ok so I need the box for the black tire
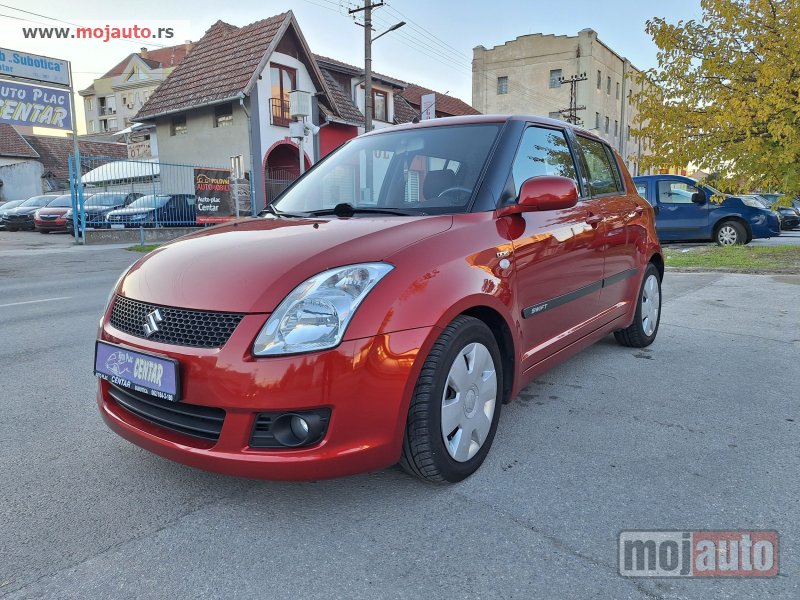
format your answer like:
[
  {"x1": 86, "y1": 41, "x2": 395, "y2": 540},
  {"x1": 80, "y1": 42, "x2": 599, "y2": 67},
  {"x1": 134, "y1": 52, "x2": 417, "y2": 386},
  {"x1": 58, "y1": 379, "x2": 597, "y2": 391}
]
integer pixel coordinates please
[
  {"x1": 614, "y1": 263, "x2": 662, "y2": 348},
  {"x1": 400, "y1": 315, "x2": 503, "y2": 483},
  {"x1": 715, "y1": 220, "x2": 746, "y2": 246}
]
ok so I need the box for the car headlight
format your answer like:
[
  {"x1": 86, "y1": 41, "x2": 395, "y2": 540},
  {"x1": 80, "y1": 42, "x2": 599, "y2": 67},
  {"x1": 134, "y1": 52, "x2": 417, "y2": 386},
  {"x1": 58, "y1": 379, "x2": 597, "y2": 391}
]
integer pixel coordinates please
[
  {"x1": 64, "y1": 209, "x2": 73, "y2": 219},
  {"x1": 253, "y1": 263, "x2": 394, "y2": 356},
  {"x1": 741, "y1": 197, "x2": 764, "y2": 208},
  {"x1": 33, "y1": 210, "x2": 41, "y2": 219},
  {"x1": 104, "y1": 265, "x2": 134, "y2": 314}
]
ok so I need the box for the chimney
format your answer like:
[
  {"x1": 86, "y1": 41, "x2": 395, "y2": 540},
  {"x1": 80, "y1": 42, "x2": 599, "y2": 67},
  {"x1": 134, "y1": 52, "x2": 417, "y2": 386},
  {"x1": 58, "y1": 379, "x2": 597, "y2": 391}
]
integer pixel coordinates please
[
  {"x1": 140, "y1": 47, "x2": 148, "y2": 58},
  {"x1": 185, "y1": 40, "x2": 193, "y2": 54}
]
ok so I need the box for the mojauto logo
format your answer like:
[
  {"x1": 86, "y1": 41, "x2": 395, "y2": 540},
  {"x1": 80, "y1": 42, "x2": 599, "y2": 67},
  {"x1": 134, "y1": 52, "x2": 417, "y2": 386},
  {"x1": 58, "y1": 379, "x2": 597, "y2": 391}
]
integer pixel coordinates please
[{"x1": 619, "y1": 530, "x2": 778, "y2": 577}]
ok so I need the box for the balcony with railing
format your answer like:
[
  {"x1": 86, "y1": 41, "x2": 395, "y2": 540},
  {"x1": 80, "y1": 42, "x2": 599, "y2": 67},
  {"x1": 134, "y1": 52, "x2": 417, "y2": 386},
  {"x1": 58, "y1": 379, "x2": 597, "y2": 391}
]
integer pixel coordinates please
[{"x1": 270, "y1": 98, "x2": 291, "y2": 127}]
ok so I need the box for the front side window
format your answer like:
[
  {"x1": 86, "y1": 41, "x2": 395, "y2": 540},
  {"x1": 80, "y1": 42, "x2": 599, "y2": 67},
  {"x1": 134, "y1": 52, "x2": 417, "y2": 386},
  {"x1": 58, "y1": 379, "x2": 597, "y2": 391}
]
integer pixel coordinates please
[
  {"x1": 511, "y1": 126, "x2": 580, "y2": 197},
  {"x1": 576, "y1": 136, "x2": 623, "y2": 196},
  {"x1": 549, "y1": 69, "x2": 562, "y2": 88},
  {"x1": 497, "y1": 76, "x2": 508, "y2": 95},
  {"x1": 272, "y1": 124, "x2": 501, "y2": 215},
  {"x1": 658, "y1": 181, "x2": 699, "y2": 204}
]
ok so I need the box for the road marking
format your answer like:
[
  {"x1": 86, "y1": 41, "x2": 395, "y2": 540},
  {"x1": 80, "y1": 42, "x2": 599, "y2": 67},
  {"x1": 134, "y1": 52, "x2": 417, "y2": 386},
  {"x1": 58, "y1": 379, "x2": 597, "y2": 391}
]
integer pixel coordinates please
[{"x1": 0, "y1": 296, "x2": 72, "y2": 308}]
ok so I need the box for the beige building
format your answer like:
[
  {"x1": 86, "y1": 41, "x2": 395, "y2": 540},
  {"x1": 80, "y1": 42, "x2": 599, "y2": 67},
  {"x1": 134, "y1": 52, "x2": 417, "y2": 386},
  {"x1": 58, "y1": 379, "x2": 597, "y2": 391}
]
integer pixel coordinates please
[
  {"x1": 79, "y1": 43, "x2": 192, "y2": 136},
  {"x1": 473, "y1": 28, "x2": 650, "y2": 175}
]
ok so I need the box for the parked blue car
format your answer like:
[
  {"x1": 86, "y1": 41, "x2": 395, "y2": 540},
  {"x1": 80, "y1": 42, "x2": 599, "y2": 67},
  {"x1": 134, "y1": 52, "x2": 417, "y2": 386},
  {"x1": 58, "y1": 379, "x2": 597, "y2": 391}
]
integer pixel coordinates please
[{"x1": 633, "y1": 175, "x2": 781, "y2": 245}]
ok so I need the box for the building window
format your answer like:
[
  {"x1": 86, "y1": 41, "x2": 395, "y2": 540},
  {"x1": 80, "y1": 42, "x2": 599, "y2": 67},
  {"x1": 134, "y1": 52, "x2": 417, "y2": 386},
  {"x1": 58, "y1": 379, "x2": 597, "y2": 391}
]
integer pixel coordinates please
[
  {"x1": 497, "y1": 76, "x2": 508, "y2": 94},
  {"x1": 549, "y1": 69, "x2": 562, "y2": 88},
  {"x1": 270, "y1": 63, "x2": 297, "y2": 127},
  {"x1": 597, "y1": 70, "x2": 601, "y2": 89},
  {"x1": 549, "y1": 111, "x2": 561, "y2": 120},
  {"x1": 99, "y1": 95, "x2": 116, "y2": 116},
  {"x1": 126, "y1": 65, "x2": 148, "y2": 81},
  {"x1": 605, "y1": 116, "x2": 610, "y2": 133},
  {"x1": 170, "y1": 115, "x2": 187, "y2": 136},
  {"x1": 107, "y1": 118, "x2": 117, "y2": 131},
  {"x1": 85, "y1": 98, "x2": 94, "y2": 111},
  {"x1": 616, "y1": 82, "x2": 620, "y2": 99},
  {"x1": 214, "y1": 103, "x2": 233, "y2": 128},
  {"x1": 614, "y1": 120, "x2": 618, "y2": 136},
  {"x1": 606, "y1": 76, "x2": 611, "y2": 95},
  {"x1": 88, "y1": 120, "x2": 95, "y2": 133},
  {"x1": 595, "y1": 112, "x2": 600, "y2": 129},
  {"x1": 373, "y1": 90, "x2": 387, "y2": 122},
  {"x1": 627, "y1": 125, "x2": 631, "y2": 140}
]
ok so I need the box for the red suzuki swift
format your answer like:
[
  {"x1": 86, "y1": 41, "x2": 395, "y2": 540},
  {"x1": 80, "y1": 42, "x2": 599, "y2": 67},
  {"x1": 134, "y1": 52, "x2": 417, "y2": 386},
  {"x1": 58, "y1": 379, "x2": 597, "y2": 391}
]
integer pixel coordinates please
[{"x1": 96, "y1": 115, "x2": 662, "y2": 482}]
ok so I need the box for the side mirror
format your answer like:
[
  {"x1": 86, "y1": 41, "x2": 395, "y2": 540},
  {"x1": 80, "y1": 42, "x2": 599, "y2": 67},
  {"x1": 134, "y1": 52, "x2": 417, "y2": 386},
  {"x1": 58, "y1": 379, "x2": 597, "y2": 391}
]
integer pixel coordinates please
[
  {"x1": 497, "y1": 176, "x2": 579, "y2": 217},
  {"x1": 691, "y1": 191, "x2": 706, "y2": 205}
]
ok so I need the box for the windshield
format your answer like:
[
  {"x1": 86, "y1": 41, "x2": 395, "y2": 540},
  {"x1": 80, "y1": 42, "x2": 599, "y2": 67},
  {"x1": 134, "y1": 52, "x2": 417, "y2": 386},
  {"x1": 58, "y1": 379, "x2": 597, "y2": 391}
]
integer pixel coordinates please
[
  {"x1": 21, "y1": 195, "x2": 56, "y2": 207},
  {"x1": 272, "y1": 124, "x2": 502, "y2": 215},
  {"x1": 87, "y1": 193, "x2": 128, "y2": 206},
  {"x1": 127, "y1": 195, "x2": 170, "y2": 209},
  {"x1": 47, "y1": 195, "x2": 73, "y2": 208}
]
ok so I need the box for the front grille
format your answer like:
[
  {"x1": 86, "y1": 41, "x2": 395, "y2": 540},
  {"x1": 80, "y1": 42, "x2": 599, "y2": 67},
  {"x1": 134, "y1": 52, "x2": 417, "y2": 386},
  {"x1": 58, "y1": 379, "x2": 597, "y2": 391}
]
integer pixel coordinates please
[
  {"x1": 108, "y1": 384, "x2": 225, "y2": 441},
  {"x1": 110, "y1": 295, "x2": 244, "y2": 348}
]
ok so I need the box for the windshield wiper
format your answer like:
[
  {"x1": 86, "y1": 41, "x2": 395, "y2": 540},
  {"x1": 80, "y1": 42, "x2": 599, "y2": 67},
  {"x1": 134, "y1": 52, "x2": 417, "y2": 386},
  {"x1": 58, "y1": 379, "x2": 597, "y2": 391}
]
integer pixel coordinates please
[
  {"x1": 262, "y1": 204, "x2": 308, "y2": 218},
  {"x1": 307, "y1": 203, "x2": 421, "y2": 217}
]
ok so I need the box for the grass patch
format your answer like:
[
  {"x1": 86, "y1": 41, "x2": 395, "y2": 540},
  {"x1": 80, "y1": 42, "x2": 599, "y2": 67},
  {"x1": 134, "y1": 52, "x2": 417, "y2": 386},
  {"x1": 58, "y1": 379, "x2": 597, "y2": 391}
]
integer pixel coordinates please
[
  {"x1": 126, "y1": 244, "x2": 160, "y2": 253},
  {"x1": 665, "y1": 245, "x2": 800, "y2": 272}
]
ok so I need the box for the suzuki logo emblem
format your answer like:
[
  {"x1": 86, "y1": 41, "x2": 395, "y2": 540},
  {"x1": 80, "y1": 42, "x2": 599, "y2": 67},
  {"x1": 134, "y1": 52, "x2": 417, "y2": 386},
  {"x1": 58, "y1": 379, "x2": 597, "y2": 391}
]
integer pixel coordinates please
[{"x1": 143, "y1": 308, "x2": 164, "y2": 337}]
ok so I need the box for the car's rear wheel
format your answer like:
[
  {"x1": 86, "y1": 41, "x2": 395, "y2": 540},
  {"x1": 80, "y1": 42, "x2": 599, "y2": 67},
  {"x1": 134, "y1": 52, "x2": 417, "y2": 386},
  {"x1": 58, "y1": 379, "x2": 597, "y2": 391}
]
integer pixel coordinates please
[
  {"x1": 400, "y1": 315, "x2": 502, "y2": 483},
  {"x1": 715, "y1": 220, "x2": 746, "y2": 246},
  {"x1": 614, "y1": 263, "x2": 661, "y2": 348}
]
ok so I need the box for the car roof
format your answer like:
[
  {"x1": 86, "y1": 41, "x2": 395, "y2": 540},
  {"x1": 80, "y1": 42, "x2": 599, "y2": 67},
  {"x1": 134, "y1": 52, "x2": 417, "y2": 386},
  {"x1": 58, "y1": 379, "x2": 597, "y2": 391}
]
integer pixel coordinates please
[{"x1": 361, "y1": 114, "x2": 607, "y2": 144}]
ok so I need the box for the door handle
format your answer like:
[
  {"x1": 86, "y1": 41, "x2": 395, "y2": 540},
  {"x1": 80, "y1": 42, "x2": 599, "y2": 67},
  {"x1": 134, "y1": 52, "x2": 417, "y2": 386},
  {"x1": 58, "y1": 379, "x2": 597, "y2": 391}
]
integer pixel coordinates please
[{"x1": 585, "y1": 213, "x2": 603, "y2": 227}]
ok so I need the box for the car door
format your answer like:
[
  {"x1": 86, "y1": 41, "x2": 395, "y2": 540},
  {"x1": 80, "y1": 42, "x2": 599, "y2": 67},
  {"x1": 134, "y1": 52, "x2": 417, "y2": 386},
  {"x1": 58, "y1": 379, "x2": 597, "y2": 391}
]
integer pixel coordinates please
[
  {"x1": 573, "y1": 136, "x2": 641, "y2": 311},
  {"x1": 508, "y1": 125, "x2": 606, "y2": 368},
  {"x1": 654, "y1": 178, "x2": 708, "y2": 240}
]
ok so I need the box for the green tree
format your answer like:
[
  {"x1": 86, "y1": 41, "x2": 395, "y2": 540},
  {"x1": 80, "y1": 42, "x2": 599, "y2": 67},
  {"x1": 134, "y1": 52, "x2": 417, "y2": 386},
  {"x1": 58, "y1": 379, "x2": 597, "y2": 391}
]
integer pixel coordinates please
[{"x1": 634, "y1": 0, "x2": 800, "y2": 195}]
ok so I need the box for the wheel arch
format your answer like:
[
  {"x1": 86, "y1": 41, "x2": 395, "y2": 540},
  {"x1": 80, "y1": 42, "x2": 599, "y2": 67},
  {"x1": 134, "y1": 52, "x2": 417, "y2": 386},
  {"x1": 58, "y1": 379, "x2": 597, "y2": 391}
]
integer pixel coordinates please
[
  {"x1": 648, "y1": 251, "x2": 664, "y2": 281},
  {"x1": 459, "y1": 305, "x2": 516, "y2": 405}
]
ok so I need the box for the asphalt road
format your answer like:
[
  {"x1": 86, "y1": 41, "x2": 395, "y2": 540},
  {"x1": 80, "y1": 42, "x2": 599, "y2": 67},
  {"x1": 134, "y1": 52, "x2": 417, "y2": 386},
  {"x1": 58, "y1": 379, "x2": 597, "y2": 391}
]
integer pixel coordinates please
[{"x1": 1, "y1": 231, "x2": 798, "y2": 599}]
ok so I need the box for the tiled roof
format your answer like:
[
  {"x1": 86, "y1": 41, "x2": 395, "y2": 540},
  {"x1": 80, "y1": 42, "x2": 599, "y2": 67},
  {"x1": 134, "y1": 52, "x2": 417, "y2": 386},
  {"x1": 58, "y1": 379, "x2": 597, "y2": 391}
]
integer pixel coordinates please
[
  {"x1": 314, "y1": 54, "x2": 407, "y2": 87},
  {"x1": 99, "y1": 43, "x2": 193, "y2": 80},
  {"x1": 0, "y1": 124, "x2": 39, "y2": 158},
  {"x1": 399, "y1": 84, "x2": 480, "y2": 117},
  {"x1": 22, "y1": 135, "x2": 128, "y2": 181},
  {"x1": 393, "y1": 95, "x2": 419, "y2": 124},
  {"x1": 319, "y1": 68, "x2": 364, "y2": 125},
  {"x1": 136, "y1": 14, "x2": 289, "y2": 120}
]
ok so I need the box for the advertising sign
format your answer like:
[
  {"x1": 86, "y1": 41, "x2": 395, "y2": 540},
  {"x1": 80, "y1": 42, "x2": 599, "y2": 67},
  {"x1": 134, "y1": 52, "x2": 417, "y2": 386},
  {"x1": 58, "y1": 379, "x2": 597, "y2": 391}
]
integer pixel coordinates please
[
  {"x1": 194, "y1": 167, "x2": 235, "y2": 224},
  {"x1": 420, "y1": 93, "x2": 436, "y2": 120},
  {"x1": 0, "y1": 79, "x2": 73, "y2": 130},
  {"x1": 0, "y1": 47, "x2": 70, "y2": 86}
]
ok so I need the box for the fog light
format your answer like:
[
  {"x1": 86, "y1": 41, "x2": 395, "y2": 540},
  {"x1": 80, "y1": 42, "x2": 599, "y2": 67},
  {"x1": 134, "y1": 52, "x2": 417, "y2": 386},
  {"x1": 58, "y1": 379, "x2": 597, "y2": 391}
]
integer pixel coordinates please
[{"x1": 291, "y1": 415, "x2": 309, "y2": 439}]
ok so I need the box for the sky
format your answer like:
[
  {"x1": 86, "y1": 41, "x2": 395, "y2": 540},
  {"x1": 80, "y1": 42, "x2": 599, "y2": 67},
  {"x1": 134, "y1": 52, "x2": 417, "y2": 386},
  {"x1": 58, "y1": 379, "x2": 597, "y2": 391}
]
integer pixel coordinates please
[{"x1": 0, "y1": 0, "x2": 704, "y2": 134}]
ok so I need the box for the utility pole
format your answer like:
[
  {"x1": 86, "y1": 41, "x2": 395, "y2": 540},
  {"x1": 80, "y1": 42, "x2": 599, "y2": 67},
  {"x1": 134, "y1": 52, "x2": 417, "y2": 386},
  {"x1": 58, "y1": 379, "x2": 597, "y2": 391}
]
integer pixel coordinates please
[
  {"x1": 349, "y1": 0, "x2": 385, "y2": 132},
  {"x1": 558, "y1": 72, "x2": 587, "y2": 125}
]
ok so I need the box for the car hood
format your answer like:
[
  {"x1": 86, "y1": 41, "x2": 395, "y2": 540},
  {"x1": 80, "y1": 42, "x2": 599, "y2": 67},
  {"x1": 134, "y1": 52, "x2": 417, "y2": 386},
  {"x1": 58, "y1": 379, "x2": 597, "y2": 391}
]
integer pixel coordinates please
[
  {"x1": 5, "y1": 206, "x2": 41, "y2": 216},
  {"x1": 120, "y1": 215, "x2": 453, "y2": 313},
  {"x1": 108, "y1": 207, "x2": 157, "y2": 216}
]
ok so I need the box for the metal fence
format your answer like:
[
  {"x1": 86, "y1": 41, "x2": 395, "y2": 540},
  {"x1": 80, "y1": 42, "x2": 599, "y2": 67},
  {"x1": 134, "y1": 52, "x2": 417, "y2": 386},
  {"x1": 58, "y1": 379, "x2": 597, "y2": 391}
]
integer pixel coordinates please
[
  {"x1": 68, "y1": 154, "x2": 254, "y2": 239},
  {"x1": 265, "y1": 167, "x2": 300, "y2": 204}
]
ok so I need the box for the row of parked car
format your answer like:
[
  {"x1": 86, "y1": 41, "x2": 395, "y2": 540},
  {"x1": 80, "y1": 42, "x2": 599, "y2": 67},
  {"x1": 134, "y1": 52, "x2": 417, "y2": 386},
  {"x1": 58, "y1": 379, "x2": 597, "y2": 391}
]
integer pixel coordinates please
[{"x1": 0, "y1": 192, "x2": 199, "y2": 234}]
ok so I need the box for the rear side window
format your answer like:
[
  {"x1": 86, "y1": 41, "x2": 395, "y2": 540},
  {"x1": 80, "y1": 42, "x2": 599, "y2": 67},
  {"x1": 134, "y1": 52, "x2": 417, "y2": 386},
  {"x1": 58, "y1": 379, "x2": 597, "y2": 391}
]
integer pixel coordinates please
[
  {"x1": 576, "y1": 136, "x2": 623, "y2": 196},
  {"x1": 635, "y1": 183, "x2": 653, "y2": 204},
  {"x1": 511, "y1": 126, "x2": 580, "y2": 197}
]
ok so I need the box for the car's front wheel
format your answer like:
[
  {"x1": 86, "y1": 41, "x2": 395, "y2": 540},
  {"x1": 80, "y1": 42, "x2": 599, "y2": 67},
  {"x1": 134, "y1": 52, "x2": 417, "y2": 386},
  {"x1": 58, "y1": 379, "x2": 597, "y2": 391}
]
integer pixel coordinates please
[
  {"x1": 715, "y1": 220, "x2": 746, "y2": 245},
  {"x1": 614, "y1": 263, "x2": 662, "y2": 348},
  {"x1": 400, "y1": 316, "x2": 502, "y2": 483}
]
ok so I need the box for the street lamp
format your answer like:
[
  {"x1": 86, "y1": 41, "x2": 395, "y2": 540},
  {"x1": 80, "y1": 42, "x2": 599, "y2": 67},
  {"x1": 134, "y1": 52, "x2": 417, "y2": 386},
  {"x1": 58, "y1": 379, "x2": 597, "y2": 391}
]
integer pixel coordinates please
[{"x1": 373, "y1": 21, "x2": 405, "y2": 42}]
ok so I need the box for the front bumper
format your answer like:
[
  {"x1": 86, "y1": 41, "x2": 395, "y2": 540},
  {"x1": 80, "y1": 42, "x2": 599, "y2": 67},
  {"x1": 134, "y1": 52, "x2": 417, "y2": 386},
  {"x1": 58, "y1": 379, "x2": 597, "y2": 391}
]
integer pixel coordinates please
[
  {"x1": 35, "y1": 218, "x2": 67, "y2": 231},
  {"x1": 2, "y1": 217, "x2": 34, "y2": 229},
  {"x1": 97, "y1": 315, "x2": 435, "y2": 480}
]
